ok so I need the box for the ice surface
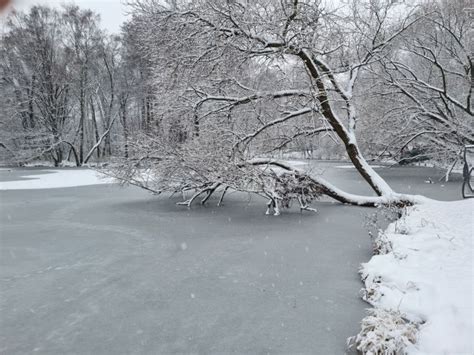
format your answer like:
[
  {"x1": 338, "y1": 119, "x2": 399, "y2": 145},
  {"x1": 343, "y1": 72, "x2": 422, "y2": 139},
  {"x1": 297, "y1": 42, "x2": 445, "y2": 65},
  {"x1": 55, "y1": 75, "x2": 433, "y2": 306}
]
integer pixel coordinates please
[
  {"x1": 0, "y1": 168, "x2": 374, "y2": 354},
  {"x1": 0, "y1": 164, "x2": 464, "y2": 354},
  {"x1": 335, "y1": 165, "x2": 385, "y2": 169}
]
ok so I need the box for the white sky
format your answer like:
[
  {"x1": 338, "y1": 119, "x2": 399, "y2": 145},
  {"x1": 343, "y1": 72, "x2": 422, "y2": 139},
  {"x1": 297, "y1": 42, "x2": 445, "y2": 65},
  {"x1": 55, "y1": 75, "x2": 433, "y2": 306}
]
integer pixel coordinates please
[{"x1": 4, "y1": 0, "x2": 128, "y2": 33}]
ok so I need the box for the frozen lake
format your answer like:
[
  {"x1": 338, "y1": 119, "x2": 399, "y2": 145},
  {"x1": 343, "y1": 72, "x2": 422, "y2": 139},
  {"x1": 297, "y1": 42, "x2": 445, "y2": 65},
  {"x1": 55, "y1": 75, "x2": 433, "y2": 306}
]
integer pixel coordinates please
[{"x1": 0, "y1": 163, "x2": 462, "y2": 354}]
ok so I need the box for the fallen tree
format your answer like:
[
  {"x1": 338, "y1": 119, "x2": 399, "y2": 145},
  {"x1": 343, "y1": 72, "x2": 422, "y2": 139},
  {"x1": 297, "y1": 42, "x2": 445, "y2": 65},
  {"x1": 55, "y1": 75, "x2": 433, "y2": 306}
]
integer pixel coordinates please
[
  {"x1": 107, "y1": 132, "x2": 415, "y2": 214},
  {"x1": 107, "y1": 0, "x2": 421, "y2": 213}
]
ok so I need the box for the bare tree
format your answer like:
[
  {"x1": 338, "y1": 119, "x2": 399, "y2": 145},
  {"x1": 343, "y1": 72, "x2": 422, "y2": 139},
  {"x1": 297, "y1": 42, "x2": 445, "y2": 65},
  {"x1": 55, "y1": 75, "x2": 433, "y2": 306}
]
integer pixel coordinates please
[
  {"x1": 1, "y1": 6, "x2": 75, "y2": 166},
  {"x1": 0, "y1": 5, "x2": 124, "y2": 166},
  {"x1": 372, "y1": 0, "x2": 473, "y2": 176}
]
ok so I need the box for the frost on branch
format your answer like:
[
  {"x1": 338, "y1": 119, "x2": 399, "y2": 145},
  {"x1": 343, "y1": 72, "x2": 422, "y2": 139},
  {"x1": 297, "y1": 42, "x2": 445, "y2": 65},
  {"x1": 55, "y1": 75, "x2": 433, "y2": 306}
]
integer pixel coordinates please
[{"x1": 348, "y1": 308, "x2": 418, "y2": 355}]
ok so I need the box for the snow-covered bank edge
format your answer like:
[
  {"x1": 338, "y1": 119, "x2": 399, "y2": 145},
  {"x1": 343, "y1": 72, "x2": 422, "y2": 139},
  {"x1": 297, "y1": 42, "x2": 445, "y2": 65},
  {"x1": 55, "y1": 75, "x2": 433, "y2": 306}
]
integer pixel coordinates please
[
  {"x1": 0, "y1": 169, "x2": 115, "y2": 190},
  {"x1": 350, "y1": 198, "x2": 473, "y2": 354}
]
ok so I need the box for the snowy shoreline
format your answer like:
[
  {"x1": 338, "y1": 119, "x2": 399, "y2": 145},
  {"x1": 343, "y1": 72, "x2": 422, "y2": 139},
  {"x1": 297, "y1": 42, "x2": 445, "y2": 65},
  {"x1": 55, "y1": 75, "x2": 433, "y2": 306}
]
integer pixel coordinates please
[
  {"x1": 0, "y1": 169, "x2": 114, "y2": 190},
  {"x1": 352, "y1": 198, "x2": 473, "y2": 354}
]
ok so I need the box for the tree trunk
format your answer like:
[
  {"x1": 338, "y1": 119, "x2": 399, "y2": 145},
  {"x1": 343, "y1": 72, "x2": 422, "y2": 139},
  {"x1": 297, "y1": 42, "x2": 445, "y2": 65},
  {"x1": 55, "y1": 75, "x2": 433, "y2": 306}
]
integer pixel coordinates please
[
  {"x1": 141, "y1": 97, "x2": 147, "y2": 131},
  {"x1": 90, "y1": 97, "x2": 101, "y2": 159},
  {"x1": 27, "y1": 76, "x2": 35, "y2": 129},
  {"x1": 146, "y1": 95, "x2": 152, "y2": 131},
  {"x1": 79, "y1": 76, "x2": 85, "y2": 164},
  {"x1": 62, "y1": 141, "x2": 80, "y2": 167},
  {"x1": 120, "y1": 96, "x2": 129, "y2": 158},
  {"x1": 52, "y1": 134, "x2": 63, "y2": 166},
  {"x1": 298, "y1": 50, "x2": 394, "y2": 197}
]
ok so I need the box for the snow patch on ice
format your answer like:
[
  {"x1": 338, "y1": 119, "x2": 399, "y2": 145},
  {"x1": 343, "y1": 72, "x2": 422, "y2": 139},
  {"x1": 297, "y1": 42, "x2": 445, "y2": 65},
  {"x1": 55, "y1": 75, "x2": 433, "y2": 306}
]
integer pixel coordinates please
[
  {"x1": 354, "y1": 199, "x2": 474, "y2": 354},
  {"x1": 0, "y1": 169, "x2": 115, "y2": 190}
]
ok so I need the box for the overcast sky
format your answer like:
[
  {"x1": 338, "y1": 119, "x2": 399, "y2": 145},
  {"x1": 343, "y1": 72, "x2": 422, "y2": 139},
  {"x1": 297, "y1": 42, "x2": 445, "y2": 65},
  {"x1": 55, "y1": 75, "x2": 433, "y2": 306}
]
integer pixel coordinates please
[{"x1": 5, "y1": 0, "x2": 128, "y2": 33}]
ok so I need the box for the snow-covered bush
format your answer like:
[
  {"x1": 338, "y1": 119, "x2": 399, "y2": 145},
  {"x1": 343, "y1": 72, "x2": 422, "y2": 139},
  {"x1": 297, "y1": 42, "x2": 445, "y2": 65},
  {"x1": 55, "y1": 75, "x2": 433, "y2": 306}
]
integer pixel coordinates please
[
  {"x1": 371, "y1": 231, "x2": 393, "y2": 255},
  {"x1": 348, "y1": 308, "x2": 417, "y2": 355},
  {"x1": 364, "y1": 206, "x2": 403, "y2": 254}
]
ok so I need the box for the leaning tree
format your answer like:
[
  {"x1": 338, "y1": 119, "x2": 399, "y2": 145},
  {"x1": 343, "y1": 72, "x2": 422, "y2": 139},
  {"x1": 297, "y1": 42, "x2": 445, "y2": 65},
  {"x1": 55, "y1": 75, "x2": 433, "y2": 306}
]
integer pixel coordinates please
[{"x1": 109, "y1": 0, "x2": 421, "y2": 214}]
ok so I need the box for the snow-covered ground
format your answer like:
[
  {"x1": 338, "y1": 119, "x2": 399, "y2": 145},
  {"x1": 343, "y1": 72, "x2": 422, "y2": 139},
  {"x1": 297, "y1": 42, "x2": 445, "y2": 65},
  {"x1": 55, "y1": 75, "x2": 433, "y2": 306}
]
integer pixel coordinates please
[
  {"x1": 354, "y1": 198, "x2": 473, "y2": 354},
  {"x1": 0, "y1": 169, "x2": 114, "y2": 190}
]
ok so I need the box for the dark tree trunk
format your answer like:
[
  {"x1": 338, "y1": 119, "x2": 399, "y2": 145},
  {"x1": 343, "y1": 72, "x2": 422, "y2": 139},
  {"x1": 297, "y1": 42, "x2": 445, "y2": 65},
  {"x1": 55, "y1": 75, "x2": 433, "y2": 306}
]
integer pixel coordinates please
[
  {"x1": 120, "y1": 96, "x2": 129, "y2": 158},
  {"x1": 79, "y1": 80, "x2": 85, "y2": 164},
  {"x1": 90, "y1": 97, "x2": 101, "y2": 159}
]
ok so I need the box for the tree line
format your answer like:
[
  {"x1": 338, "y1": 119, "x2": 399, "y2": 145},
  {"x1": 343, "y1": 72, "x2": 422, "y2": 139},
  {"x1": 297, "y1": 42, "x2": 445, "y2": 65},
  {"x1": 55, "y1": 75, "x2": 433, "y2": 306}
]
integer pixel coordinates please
[{"x1": 0, "y1": 5, "x2": 157, "y2": 166}]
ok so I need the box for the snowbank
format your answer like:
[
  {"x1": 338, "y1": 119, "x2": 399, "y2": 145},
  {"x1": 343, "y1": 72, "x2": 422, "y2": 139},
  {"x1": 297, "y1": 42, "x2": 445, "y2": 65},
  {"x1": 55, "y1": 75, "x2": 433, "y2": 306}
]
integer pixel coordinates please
[
  {"x1": 354, "y1": 199, "x2": 473, "y2": 354},
  {"x1": 0, "y1": 169, "x2": 114, "y2": 190}
]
